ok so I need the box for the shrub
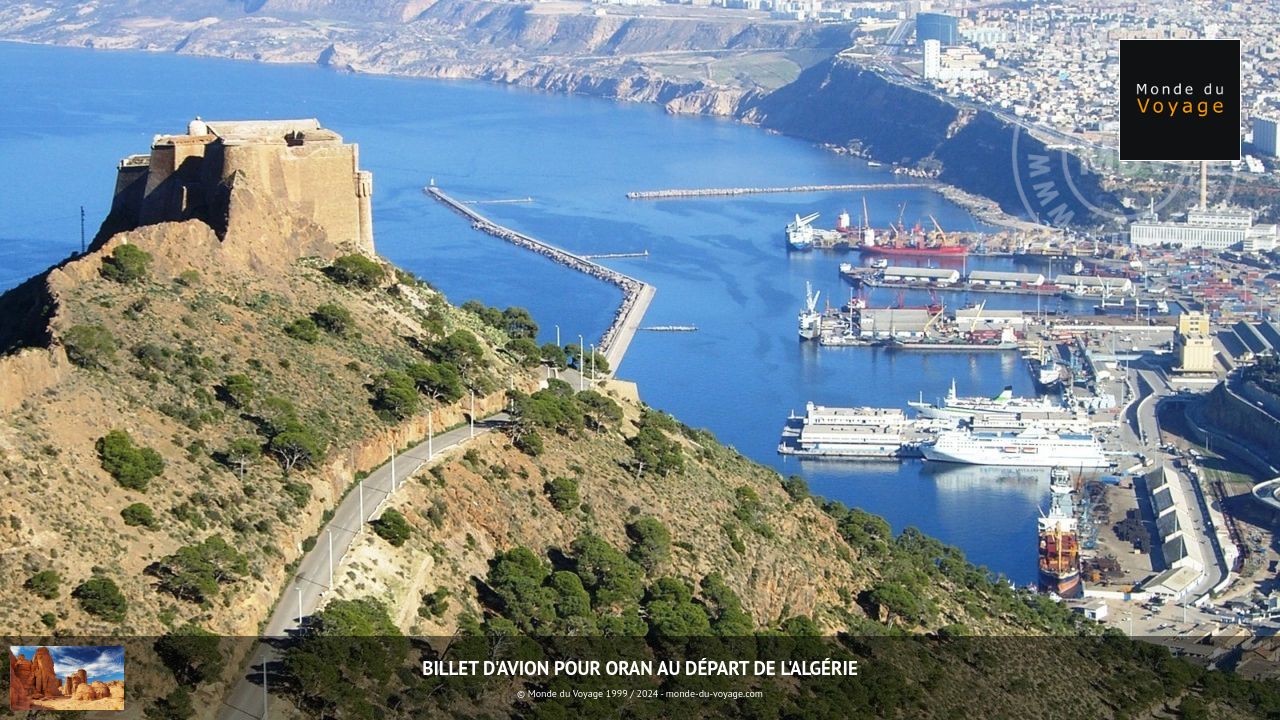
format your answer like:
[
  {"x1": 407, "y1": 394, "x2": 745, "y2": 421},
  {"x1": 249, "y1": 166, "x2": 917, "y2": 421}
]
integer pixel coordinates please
[
  {"x1": 151, "y1": 536, "x2": 248, "y2": 604},
  {"x1": 63, "y1": 324, "x2": 118, "y2": 369},
  {"x1": 312, "y1": 303, "x2": 353, "y2": 335},
  {"x1": 406, "y1": 362, "x2": 464, "y2": 403},
  {"x1": 782, "y1": 474, "x2": 810, "y2": 502},
  {"x1": 325, "y1": 254, "x2": 384, "y2": 289},
  {"x1": 218, "y1": 373, "x2": 256, "y2": 409},
  {"x1": 626, "y1": 517, "x2": 671, "y2": 573},
  {"x1": 544, "y1": 476, "x2": 579, "y2": 512},
  {"x1": 100, "y1": 243, "x2": 152, "y2": 283},
  {"x1": 97, "y1": 429, "x2": 165, "y2": 491},
  {"x1": 269, "y1": 425, "x2": 325, "y2": 476},
  {"x1": 121, "y1": 502, "x2": 159, "y2": 529},
  {"x1": 24, "y1": 570, "x2": 61, "y2": 600},
  {"x1": 283, "y1": 317, "x2": 320, "y2": 343},
  {"x1": 372, "y1": 509, "x2": 412, "y2": 547},
  {"x1": 514, "y1": 430, "x2": 544, "y2": 457},
  {"x1": 283, "y1": 481, "x2": 312, "y2": 509},
  {"x1": 370, "y1": 371, "x2": 419, "y2": 421},
  {"x1": 154, "y1": 623, "x2": 223, "y2": 686},
  {"x1": 418, "y1": 587, "x2": 450, "y2": 619},
  {"x1": 73, "y1": 575, "x2": 128, "y2": 622}
]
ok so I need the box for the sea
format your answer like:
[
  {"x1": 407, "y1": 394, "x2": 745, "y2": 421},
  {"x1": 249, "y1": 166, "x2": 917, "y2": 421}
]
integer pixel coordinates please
[{"x1": 0, "y1": 42, "x2": 1104, "y2": 584}]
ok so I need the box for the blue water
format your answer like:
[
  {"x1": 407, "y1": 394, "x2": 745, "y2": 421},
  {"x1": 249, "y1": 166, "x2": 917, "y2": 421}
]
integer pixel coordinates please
[{"x1": 0, "y1": 43, "x2": 1092, "y2": 583}]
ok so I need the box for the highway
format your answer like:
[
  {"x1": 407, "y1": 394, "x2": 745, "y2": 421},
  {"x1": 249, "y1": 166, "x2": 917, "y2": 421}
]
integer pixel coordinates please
[{"x1": 217, "y1": 413, "x2": 509, "y2": 720}]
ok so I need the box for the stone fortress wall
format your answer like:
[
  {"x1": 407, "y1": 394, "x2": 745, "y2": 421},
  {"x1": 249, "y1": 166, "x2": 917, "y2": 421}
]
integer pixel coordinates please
[{"x1": 109, "y1": 118, "x2": 374, "y2": 254}]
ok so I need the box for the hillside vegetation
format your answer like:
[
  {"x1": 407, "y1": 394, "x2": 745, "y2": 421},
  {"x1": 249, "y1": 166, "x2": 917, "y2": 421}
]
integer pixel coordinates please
[{"x1": 0, "y1": 217, "x2": 541, "y2": 636}]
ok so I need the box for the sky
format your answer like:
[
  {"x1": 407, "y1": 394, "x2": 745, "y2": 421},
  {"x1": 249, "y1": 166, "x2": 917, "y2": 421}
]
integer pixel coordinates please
[{"x1": 10, "y1": 645, "x2": 125, "y2": 683}]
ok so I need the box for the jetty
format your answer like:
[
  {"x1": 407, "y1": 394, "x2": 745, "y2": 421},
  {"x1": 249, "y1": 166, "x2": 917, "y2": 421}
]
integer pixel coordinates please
[
  {"x1": 625, "y1": 183, "x2": 930, "y2": 200},
  {"x1": 425, "y1": 186, "x2": 654, "y2": 374},
  {"x1": 581, "y1": 250, "x2": 649, "y2": 259}
]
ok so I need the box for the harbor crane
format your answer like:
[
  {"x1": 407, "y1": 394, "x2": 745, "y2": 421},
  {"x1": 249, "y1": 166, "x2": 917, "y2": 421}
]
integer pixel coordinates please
[{"x1": 929, "y1": 214, "x2": 955, "y2": 247}]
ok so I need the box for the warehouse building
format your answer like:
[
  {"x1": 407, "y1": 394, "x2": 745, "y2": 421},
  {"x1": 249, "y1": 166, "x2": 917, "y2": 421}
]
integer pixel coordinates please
[
  {"x1": 967, "y1": 270, "x2": 1045, "y2": 287},
  {"x1": 882, "y1": 267, "x2": 960, "y2": 285}
]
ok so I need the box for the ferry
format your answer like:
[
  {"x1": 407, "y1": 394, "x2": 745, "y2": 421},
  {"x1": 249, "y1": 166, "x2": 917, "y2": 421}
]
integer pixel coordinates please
[
  {"x1": 908, "y1": 380, "x2": 1065, "y2": 421},
  {"x1": 779, "y1": 402, "x2": 908, "y2": 458},
  {"x1": 921, "y1": 427, "x2": 1108, "y2": 468}
]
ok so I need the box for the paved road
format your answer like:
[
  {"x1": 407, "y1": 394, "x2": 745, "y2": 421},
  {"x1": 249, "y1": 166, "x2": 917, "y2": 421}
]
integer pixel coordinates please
[{"x1": 217, "y1": 413, "x2": 509, "y2": 720}]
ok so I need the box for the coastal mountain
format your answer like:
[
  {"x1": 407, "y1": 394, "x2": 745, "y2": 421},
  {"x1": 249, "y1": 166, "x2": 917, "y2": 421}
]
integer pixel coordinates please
[{"x1": 739, "y1": 56, "x2": 1123, "y2": 223}]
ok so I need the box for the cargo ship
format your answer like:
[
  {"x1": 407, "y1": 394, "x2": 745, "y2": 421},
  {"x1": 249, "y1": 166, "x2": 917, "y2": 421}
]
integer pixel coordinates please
[
  {"x1": 798, "y1": 282, "x2": 821, "y2": 340},
  {"x1": 837, "y1": 204, "x2": 969, "y2": 257},
  {"x1": 786, "y1": 212, "x2": 818, "y2": 251},
  {"x1": 1038, "y1": 468, "x2": 1083, "y2": 598},
  {"x1": 920, "y1": 427, "x2": 1109, "y2": 468}
]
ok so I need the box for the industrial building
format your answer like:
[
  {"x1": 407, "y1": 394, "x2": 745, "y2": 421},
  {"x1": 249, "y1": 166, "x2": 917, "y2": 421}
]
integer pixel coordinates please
[
  {"x1": 967, "y1": 270, "x2": 1045, "y2": 287},
  {"x1": 858, "y1": 308, "x2": 931, "y2": 339},
  {"x1": 1054, "y1": 274, "x2": 1133, "y2": 295},
  {"x1": 1140, "y1": 468, "x2": 1205, "y2": 601},
  {"x1": 1176, "y1": 311, "x2": 1215, "y2": 373},
  {"x1": 1130, "y1": 207, "x2": 1279, "y2": 252},
  {"x1": 881, "y1": 266, "x2": 960, "y2": 285},
  {"x1": 954, "y1": 307, "x2": 1028, "y2": 330}
]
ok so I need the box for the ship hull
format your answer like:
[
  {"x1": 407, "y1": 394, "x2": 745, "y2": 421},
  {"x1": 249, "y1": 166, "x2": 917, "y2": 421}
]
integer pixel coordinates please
[
  {"x1": 921, "y1": 444, "x2": 1108, "y2": 468},
  {"x1": 860, "y1": 245, "x2": 968, "y2": 257},
  {"x1": 1038, "y1": 569, "x2": 1083, "y2": 598}
]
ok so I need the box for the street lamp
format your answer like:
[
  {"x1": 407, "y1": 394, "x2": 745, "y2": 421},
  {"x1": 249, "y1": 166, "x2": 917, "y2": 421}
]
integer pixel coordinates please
[
  {"x1": 470, "y1": 391, "x2": 475, "y2": 438},
  {"x1": 578, "y1": 335, "x2": 585, "y2": 391}
]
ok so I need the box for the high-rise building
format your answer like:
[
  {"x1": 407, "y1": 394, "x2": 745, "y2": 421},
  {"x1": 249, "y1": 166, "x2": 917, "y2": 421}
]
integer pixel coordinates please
[
  {"x1": 1254, "y1": 116, "x2": 1279, "y2": 157},
  {"x1": 1176, "y1": 311, "x2": 1215, "y2": 373},
  {"x1": 917, "y1": 12, "x2": 959, "y2": 46},
  {"x1": 923, "y1": 39, "x2": 941, "y2": 80}
]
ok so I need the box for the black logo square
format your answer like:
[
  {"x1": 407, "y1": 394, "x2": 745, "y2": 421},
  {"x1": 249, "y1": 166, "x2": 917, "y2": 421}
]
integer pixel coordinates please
[{"x1": 1119, "y1": 39, "x2": 1240, "y2": 161}]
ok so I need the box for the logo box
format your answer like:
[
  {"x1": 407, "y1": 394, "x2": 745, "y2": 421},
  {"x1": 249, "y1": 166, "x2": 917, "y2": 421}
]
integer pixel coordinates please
[{"x1": 1119, "y1": 39, "x2": 1241, "y2": 161}]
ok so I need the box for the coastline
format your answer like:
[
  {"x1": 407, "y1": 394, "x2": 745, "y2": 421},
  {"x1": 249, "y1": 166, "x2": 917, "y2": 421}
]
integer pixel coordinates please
[{"x1": 0, "y1": 37, "x2": 1045, "y2": 234}]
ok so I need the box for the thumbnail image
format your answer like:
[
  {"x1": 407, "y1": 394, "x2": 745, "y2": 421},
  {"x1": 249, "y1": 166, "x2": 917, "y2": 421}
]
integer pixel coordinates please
[{"x1": 10, "y1": 645, "x2": 124, "y2": 712}]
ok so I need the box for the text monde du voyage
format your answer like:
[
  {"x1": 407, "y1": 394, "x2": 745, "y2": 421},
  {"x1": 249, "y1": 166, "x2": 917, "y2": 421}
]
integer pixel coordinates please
[
  {"x1": 1133, "y1": 82, "x2": 1229, "y2": 118},
  {"x1": 422, "y1": 658, "x2": 861, "y2": 678}
]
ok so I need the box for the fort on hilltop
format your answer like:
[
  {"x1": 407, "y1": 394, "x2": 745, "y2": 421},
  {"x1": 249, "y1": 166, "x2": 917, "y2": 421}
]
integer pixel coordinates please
[{"x1": 108, "y1": 118, "x2": 374, "y2": 253}]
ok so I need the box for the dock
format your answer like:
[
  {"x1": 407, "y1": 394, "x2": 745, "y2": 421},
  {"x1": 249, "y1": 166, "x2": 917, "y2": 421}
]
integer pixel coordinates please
[
  {"x1": 581, "y1": 250, "x2": 649, "y2": 259},
  {"x1": 625, "y1": 183, "x2": 930, "y2": 200},
  {"x1": 425, "y1": 186, "x2": 654, "y2": 375}
]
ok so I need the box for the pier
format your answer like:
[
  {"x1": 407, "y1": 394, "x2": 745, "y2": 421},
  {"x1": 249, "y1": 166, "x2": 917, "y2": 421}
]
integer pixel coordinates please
[
  {"x1": 463, "y1": 197, "x2": 533, "y2": 205},
  {"x1": 581, "y1": 250, "x2": 649, "y2": 259},
  {"x1": 425, "y1": 186, "x2": 654, "y2": 374},
  {"x1": 625, "y1": 183, "x2": 930, "y2": 200}
]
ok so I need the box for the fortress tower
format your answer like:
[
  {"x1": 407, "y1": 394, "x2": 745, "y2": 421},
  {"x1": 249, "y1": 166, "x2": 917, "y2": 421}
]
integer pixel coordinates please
[{"x1": 109, "y1": 118, "x2": 375, "y2": 254}]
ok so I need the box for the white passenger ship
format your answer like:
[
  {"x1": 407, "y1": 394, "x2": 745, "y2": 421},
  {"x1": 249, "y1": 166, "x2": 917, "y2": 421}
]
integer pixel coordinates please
[
  {"x1": 920, "y1": 427, "x2": 1108, "y2": 468},
  {"x1": 778, "y1": 402, "x2": 908, "y2": 458}
]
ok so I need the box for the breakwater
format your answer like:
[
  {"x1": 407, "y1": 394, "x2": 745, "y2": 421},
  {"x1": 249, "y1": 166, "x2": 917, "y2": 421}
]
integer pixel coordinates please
[
  {"x1": 425, "y1": 186, "x2": 654, "y2": 373},
  {"x1": 625, "y1": 183, "x2": 929, "y2": 200}
]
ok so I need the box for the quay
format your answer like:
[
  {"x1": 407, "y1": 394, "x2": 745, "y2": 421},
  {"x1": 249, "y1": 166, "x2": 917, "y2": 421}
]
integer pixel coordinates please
[
  {"x1": 464, "y1": 197, "x2": 533, "y2": 205},
  {"x1": 425, "y1": 186, "x2": 654, "y2": 374},
  {"x1": 581, "y1": 250, "x2": 649, "y2": 259},
  {"x1": 626, "y1": 183, "x2": 930, "y2": 200}
]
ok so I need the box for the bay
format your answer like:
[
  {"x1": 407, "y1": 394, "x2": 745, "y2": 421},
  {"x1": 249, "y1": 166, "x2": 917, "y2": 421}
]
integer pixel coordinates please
[{"x1": 0, "y1": 42, "x2": 1096, "y2": 584}]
